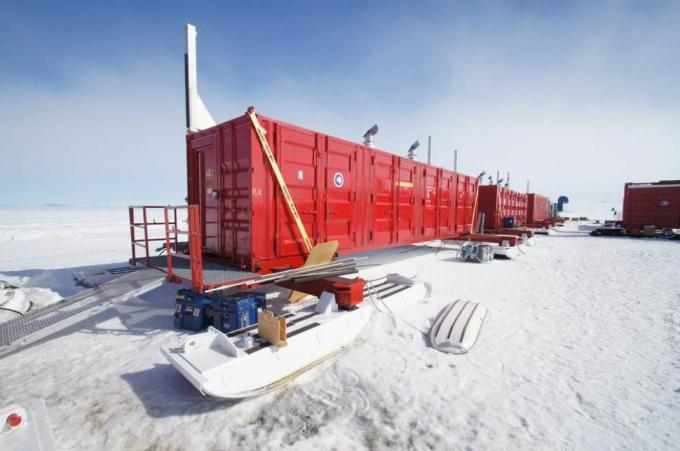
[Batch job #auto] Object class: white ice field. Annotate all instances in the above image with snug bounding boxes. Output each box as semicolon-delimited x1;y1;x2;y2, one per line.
1;206;679;450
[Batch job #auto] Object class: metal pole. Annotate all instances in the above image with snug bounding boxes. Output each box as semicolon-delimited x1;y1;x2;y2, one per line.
427;136;432;165
454;149;458;172
496;170;500;185
507;172;510;187
526;181;530;193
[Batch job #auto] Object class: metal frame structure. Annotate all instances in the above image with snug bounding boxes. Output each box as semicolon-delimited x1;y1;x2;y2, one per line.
129;205;204;292
129;205;179;267
163;205;204;292
129;204;366;295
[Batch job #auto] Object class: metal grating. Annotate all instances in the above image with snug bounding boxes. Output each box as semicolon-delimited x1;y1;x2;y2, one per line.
0;268;166;357
144;256;256;284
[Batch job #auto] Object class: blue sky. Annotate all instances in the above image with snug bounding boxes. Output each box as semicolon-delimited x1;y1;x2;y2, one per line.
1;1;679;209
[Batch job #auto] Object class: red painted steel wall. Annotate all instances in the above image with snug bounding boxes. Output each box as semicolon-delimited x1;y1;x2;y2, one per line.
187;113;478;272
622;180;680;231
527;193;550;223
477;185;528;232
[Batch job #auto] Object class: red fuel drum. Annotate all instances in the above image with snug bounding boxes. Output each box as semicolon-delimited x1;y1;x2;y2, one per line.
477;185;528;232
187;112;479;272
623;180;680;231
527;193;550;223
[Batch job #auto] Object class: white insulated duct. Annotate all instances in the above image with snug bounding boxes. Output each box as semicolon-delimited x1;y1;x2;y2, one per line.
185;23;216;132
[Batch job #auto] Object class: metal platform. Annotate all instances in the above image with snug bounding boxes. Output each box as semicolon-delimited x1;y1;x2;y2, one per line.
0;268;165;357
144;256;256;285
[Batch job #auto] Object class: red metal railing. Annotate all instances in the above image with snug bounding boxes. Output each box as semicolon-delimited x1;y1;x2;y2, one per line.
129;205;178;266
163;205;204;293
129;205;205;293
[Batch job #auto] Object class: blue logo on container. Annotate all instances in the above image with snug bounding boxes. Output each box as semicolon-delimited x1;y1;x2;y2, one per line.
333;172;344;188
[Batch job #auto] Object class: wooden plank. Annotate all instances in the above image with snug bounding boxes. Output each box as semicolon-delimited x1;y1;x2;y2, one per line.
288;240;339;303
247;107;313;253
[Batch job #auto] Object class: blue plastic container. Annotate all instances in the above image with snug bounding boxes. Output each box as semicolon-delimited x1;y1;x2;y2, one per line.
212;292;266;333
174;289;216;331
502;217;515;228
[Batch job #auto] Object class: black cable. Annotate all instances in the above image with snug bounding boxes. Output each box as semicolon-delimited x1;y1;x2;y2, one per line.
0;306;24;316
1;280;19;289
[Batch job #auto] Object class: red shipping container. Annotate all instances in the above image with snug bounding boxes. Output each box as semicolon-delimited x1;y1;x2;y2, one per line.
477;185;528;232
527;193;550;223
187;112;478;272
623;180;680;232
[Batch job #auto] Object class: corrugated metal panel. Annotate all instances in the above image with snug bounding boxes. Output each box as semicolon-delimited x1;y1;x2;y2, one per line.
478;185;529;232
188;113;478;272
527;193;550;223
623;181;680;231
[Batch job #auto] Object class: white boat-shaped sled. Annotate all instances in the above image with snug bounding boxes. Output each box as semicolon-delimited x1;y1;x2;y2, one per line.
163;278;429;398
430;299;488;354
162;303;373;398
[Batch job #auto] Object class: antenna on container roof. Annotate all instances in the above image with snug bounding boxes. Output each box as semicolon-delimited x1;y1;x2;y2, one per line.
185;24;216;132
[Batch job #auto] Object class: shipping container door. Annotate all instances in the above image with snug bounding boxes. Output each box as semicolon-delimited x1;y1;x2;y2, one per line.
629;190;652;228
438;172;454;235
422;166;438;238
220;122;252;266
325;138;357;248
276;125;318;257
193;137;219;252
220;128;235;260
397;159;417;243
654;188;680;227
370;153;396;245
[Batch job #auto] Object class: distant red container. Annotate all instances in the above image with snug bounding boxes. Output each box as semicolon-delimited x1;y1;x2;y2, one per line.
527;193;550;223
623;180;680;232
187;112;479;272
477;185;528;232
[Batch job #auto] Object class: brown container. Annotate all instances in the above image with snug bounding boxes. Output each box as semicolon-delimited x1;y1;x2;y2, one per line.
623;180;680;232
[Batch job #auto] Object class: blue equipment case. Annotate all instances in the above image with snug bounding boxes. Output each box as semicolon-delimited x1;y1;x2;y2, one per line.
212;292;266;333
503;216;516;228
174;289;216;331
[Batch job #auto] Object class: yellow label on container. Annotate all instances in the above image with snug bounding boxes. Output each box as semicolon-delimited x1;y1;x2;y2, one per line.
396;181;414;188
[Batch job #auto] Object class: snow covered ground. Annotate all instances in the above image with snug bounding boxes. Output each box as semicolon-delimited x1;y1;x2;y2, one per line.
1;207;679;450
0;207;132;320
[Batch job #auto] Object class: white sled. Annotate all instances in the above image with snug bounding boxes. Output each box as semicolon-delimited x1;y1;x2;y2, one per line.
430;300;488;354
492;242;520;259
162;303;373;398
